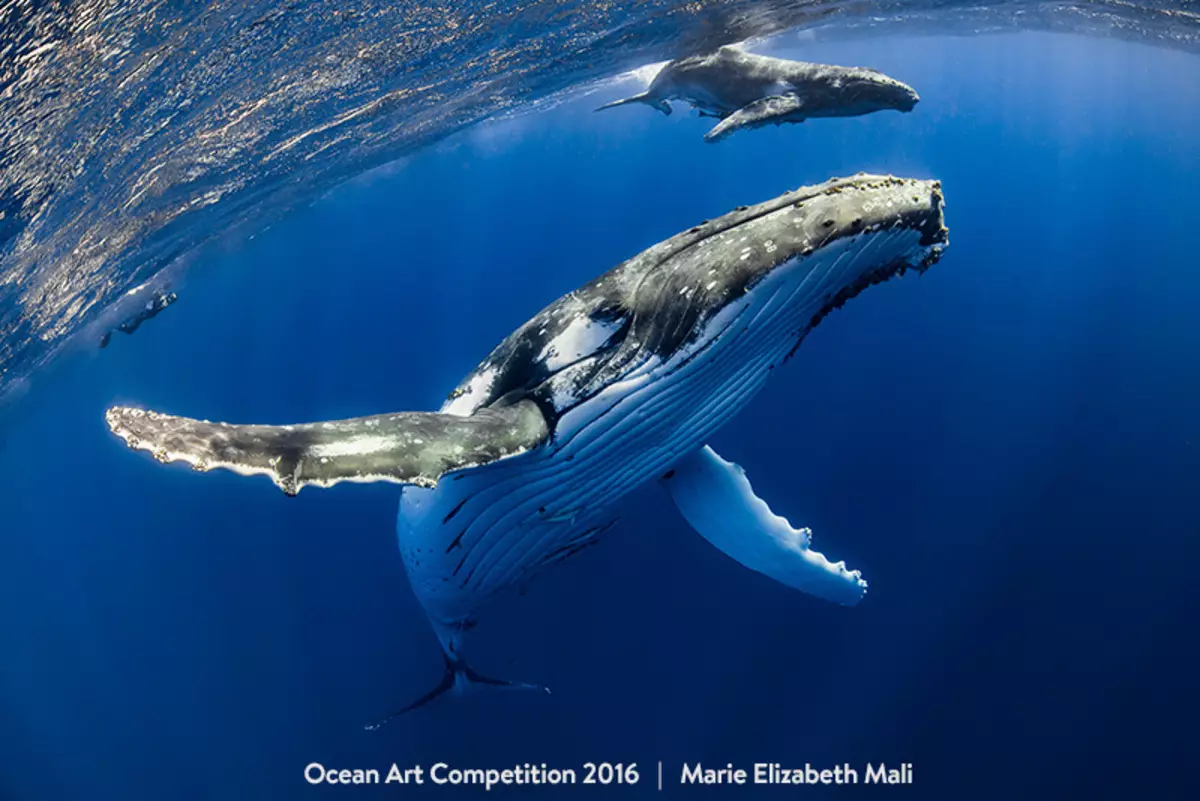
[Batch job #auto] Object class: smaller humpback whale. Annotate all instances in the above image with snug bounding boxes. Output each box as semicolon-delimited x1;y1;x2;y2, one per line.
99;292;178;348
105;174;949;726
596;45;919;142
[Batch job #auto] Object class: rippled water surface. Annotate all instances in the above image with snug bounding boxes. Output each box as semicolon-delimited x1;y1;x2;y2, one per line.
2;0;1199;400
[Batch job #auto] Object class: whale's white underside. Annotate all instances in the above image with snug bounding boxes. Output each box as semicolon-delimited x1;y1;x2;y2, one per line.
399;227;924;630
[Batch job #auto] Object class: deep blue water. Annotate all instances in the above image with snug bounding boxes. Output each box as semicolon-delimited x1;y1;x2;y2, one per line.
2;31;1199;800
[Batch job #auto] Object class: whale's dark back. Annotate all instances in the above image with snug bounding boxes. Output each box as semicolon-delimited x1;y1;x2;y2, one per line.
442;176;946;428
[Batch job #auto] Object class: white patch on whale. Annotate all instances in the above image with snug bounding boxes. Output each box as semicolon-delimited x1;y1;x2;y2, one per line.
310;435;399;459
442;366;498;416
663;446;868;605
535;315;623;372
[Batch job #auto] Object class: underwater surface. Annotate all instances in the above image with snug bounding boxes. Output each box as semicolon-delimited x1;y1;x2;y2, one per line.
2;5;1200;801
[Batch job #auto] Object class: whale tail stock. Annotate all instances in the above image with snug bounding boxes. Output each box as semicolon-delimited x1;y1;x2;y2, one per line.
365;652;550;731
594;92;672;116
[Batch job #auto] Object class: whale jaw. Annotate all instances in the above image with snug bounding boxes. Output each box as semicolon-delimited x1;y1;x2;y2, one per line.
805;179;947;333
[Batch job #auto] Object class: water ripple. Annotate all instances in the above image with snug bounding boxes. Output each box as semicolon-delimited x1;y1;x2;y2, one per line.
1;0;1197;399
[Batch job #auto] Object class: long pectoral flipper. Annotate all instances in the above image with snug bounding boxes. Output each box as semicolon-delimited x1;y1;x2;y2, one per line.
661;446;867;606
704;94;807;143
105;400;548;496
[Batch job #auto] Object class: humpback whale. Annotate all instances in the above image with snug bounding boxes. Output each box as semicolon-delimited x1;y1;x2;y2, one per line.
596;46;920;142
105;174;949;726
99;291;178;348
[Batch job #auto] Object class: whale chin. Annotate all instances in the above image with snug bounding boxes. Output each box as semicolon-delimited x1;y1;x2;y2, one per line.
810;251;929;333
804;179;948;334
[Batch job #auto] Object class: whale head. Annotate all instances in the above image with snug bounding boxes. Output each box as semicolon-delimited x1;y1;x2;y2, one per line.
782;174;945;332
436;175;947;422
810;66;920;117
639;174;949;364
849;67;920;113
662;173;940;323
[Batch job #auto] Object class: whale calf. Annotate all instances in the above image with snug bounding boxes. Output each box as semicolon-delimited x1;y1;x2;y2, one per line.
597;46;920;142
106;174;949;726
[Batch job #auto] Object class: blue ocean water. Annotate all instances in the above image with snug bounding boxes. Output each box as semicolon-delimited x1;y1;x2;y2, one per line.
1;29;1198;801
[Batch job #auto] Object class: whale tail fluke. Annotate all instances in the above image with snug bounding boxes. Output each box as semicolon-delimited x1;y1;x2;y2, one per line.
594;92;671;116
365;653;550;730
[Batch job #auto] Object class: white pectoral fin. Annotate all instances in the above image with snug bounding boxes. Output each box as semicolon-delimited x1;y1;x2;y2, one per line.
703;94;807;142
660;446;867;606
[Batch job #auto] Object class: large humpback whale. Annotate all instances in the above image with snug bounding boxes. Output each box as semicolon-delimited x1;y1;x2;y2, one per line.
597;46;920;142
106;173;949;727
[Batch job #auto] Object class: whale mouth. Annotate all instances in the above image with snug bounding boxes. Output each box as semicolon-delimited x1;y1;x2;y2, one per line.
806;181;948;333
807;252;928;332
